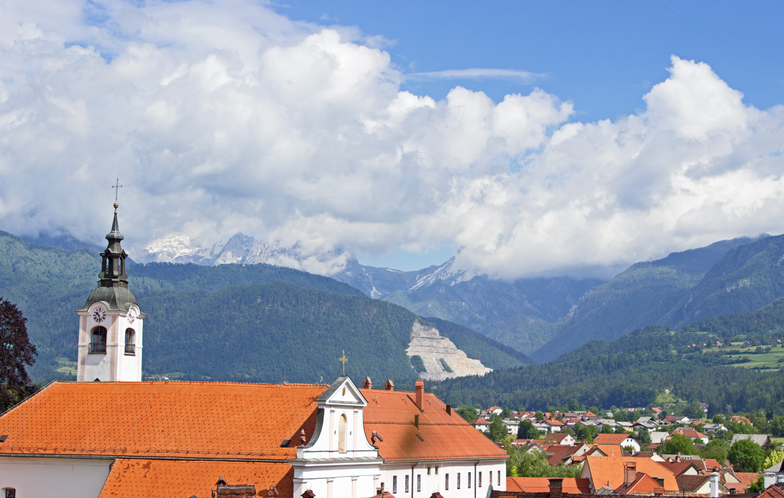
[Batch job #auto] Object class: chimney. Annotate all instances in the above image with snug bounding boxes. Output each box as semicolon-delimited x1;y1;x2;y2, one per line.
415;379;424;410
624;462;637;485
385;379;394;391
363;377;372;389
710;472;720;498
215;480;257;498
266;486;280;498
446;404;452;416
549;478;564;498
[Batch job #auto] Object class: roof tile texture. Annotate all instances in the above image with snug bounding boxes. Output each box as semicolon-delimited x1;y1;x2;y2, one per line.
0;381;325;459
360;388;507;462
97;459;292;498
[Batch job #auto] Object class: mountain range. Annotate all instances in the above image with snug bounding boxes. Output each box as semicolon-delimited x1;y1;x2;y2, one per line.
17;228;784;367
0;230;528;384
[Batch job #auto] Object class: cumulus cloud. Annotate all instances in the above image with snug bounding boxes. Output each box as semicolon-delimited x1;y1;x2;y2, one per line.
0;2;783;280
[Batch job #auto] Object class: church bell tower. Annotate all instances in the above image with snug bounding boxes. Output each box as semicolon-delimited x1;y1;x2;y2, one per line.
76;201;145;382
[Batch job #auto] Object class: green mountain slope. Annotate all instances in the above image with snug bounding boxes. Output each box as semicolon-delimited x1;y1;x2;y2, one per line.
534;236;765;362
486;314;558;355
438;300;784;413
662;235;784;328
0;231;524;383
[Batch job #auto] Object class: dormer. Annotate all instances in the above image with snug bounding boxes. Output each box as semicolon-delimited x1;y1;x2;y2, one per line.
296;376;378;460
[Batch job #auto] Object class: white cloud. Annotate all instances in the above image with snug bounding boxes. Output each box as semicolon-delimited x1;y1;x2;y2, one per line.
0;2;783;280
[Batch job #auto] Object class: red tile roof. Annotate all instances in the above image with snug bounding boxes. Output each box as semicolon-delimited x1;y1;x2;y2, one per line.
360;388;507;462
583;456;679;492
615;472;665;495
758;484;784;498
507;477;592;494
97;459;292;498
735;472;761;488
0;381;324;460
593;434;637;445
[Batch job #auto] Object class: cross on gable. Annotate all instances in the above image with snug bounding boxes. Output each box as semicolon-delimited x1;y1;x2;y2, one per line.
339;349;348;376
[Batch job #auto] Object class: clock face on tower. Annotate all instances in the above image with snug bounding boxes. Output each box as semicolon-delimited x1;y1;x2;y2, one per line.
127;305;139;324
92;306;107;323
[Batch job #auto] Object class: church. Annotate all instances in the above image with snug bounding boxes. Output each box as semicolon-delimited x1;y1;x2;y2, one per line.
0;203;507;498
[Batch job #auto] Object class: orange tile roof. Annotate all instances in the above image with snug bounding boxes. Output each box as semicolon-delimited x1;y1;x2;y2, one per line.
97;459;292;498
703;458;724;470
593;433;637;445
735;472;760;488
615;472;665;495
583;456;679;492
758;484;784;498
360;388;507;462
507;477;592;494
0;381;326;460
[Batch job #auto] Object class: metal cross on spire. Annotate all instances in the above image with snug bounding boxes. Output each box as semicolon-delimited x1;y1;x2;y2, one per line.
339;349;348;377
112;176;123;212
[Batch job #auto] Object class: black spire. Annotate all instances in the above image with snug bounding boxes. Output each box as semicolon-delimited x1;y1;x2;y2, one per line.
80;202;137;311
98;202;129;288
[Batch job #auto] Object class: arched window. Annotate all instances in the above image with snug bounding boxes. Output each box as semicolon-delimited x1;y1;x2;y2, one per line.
90;326;107;353
125;328;136;355
338;414;347;452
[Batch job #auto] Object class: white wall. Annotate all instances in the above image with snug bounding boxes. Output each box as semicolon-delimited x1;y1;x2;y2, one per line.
0;456;112;498
379;460;506;498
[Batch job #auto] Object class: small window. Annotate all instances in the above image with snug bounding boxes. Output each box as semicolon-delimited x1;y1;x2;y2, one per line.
417;474;421;492
445;473;449;490
479;471;482;487
435;467;438;475
125;328;136;355
4;489;16;498
393;476;397;494
427;466;431;475
457;473;461;489
498;470;501;486
90;326;107;353
405;475;409;493
468;472;472;488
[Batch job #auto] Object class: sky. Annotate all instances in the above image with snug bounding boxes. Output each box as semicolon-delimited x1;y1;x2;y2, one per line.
1;1;784;278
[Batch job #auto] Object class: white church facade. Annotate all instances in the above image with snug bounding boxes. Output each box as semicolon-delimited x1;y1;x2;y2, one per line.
0;204;507;498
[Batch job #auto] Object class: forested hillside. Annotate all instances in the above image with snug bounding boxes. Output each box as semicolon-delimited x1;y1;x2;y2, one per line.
438;297;784;414
0;231;525;383
534;235;768;362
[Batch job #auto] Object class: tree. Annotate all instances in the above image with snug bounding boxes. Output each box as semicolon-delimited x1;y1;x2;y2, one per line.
659;434;697;455
728;439;765;472
747;475;765;493
535;411;544;421
506;446;582;478
683;401;704;420
601;424;614;434
574;423;599;443
637;428;652;446
456;405;478;423
771;416;784;437
488;415;508;443
701;439;729;465
517;420;541;440
0;298;38;412
763;449;784;471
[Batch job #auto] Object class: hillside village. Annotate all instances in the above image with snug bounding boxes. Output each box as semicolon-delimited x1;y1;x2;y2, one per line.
467;402;784;497
3;207;784;498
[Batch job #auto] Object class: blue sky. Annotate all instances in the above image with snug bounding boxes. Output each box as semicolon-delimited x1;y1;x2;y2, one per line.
1;1;784;277
282;1;784;122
